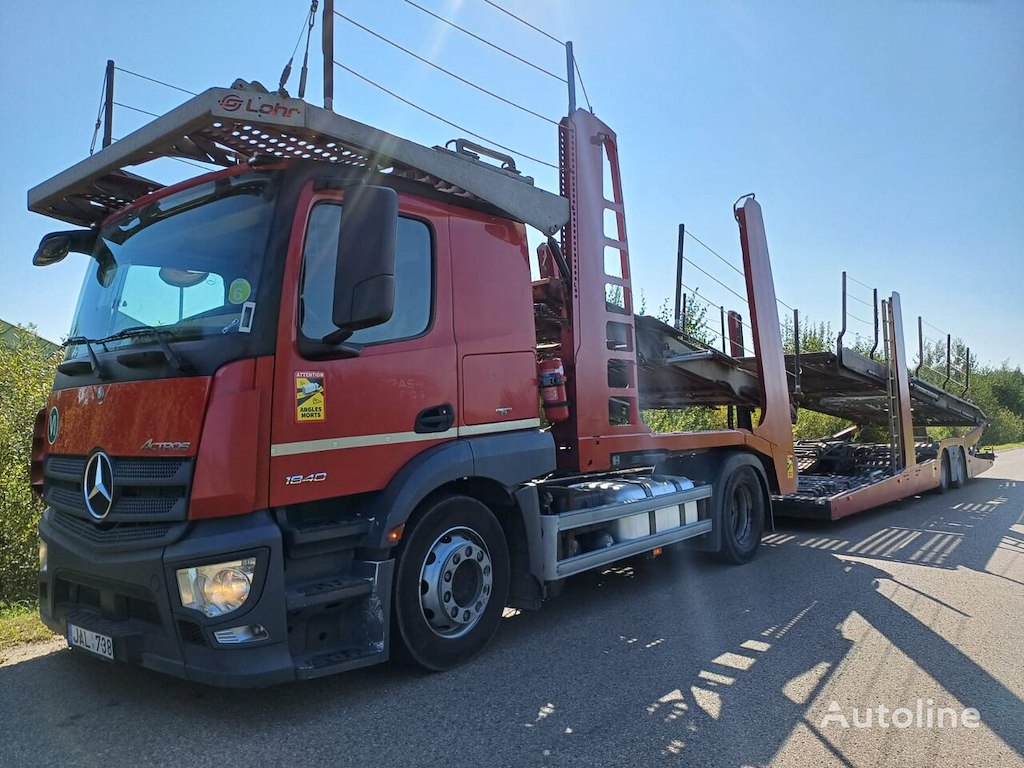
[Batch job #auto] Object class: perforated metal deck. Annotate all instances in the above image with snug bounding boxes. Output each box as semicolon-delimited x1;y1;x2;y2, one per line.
28;84;570;234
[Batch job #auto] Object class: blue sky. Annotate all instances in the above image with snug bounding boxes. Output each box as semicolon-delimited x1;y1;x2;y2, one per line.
1;1;1021;371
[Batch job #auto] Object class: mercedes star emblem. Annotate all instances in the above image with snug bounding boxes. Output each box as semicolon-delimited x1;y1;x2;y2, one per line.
83;451;114;520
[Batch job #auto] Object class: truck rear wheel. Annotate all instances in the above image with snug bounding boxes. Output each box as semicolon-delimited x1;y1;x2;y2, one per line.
716;463;766;564
392;494;510;671
937;451;951;493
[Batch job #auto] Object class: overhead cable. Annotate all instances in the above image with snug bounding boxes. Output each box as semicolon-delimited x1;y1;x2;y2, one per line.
848;292;874;308
684;229;794;311
573;58;593;111
479;0;592;109
333;60;557;169
846;273;874;292
481;0;564;45
88;71;108;155
680;282;754;344
685;230;744;278
401;0;566;82
110;135;214;172
280;0;318;97
115;66;197;96
169;156;220;172
336;10;558;126
114;102;161;118
683;258;750;309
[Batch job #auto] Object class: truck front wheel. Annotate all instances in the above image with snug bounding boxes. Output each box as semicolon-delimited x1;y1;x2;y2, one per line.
716;463;766;564
392;494;510;671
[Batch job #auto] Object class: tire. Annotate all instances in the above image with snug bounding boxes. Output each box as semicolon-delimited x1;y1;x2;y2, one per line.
952;453;969;489
716;463;767;564
391;494;510;671
937;451;951;494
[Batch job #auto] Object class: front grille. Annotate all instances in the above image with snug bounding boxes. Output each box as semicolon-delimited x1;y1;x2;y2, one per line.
50;509;186;549
116;458;187;480
49;485;86;512
47;455;86;477
44;453;193;525
115;496;179;518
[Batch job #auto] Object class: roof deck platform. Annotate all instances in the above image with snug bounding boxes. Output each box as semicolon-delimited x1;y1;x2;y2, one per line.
28;84;569;234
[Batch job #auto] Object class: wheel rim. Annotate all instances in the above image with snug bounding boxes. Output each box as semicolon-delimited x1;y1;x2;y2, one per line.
730;482;753;543
419;526;493;639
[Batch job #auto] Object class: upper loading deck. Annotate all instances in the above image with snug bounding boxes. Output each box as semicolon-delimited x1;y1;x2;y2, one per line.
633;315;986;429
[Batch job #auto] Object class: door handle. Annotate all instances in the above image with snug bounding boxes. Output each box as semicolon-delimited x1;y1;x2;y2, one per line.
415;404;455;434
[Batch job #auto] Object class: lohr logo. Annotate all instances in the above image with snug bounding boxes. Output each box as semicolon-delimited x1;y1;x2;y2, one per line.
218;93;301;119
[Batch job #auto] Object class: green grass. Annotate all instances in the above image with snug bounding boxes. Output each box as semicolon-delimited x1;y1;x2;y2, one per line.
0;602;57;659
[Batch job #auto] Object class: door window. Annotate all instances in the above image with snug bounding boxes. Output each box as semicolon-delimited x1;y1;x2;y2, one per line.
299;202;432;344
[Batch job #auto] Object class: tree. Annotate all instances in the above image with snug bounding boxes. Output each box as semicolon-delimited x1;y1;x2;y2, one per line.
915;335;1024;445
0;325;60;605
968;363;1024;445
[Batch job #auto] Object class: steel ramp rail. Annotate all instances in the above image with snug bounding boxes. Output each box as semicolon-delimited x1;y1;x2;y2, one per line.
28;85;570;234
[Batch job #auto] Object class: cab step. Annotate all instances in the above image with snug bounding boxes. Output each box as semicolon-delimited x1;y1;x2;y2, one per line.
295;646;384;679
286;576;374;612
276;514;372;558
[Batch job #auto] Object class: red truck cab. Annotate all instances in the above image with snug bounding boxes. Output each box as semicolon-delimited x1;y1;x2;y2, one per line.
29;85;794;685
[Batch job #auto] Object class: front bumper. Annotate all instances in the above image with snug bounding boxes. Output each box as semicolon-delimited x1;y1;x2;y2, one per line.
39;508;390;687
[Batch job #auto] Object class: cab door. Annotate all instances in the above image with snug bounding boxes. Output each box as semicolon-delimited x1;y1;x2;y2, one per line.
269;181;456;506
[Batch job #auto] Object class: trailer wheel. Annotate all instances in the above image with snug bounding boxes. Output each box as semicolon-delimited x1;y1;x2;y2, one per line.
391;494;509;671
716;464;766;564
952;452;969;488
937;451;951;493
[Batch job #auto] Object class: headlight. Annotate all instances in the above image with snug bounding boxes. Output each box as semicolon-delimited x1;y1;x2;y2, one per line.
39;540;48;572
176;557;256;617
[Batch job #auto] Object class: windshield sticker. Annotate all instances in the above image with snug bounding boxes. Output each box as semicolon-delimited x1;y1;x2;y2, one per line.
228;278;252;304
295;372;326;422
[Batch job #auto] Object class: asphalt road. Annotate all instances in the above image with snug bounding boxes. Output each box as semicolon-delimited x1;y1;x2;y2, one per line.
3;451;1023;768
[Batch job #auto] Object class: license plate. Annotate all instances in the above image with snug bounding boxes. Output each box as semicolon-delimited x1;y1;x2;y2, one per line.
68;623;114;660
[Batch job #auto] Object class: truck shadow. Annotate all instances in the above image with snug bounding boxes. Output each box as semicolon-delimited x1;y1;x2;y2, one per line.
3;474;1021;767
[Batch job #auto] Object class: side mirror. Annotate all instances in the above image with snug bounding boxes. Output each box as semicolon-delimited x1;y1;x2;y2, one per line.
33;229;97;266
328;185;398;342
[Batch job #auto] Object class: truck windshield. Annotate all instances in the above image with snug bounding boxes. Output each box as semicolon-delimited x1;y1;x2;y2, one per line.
65;171;276;360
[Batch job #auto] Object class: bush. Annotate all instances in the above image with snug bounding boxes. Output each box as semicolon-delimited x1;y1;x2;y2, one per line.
0;326;60;605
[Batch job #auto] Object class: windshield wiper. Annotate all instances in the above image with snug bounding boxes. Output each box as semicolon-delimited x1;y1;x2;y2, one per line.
59;336;108;379
104;326;195;373
61;326;196;376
